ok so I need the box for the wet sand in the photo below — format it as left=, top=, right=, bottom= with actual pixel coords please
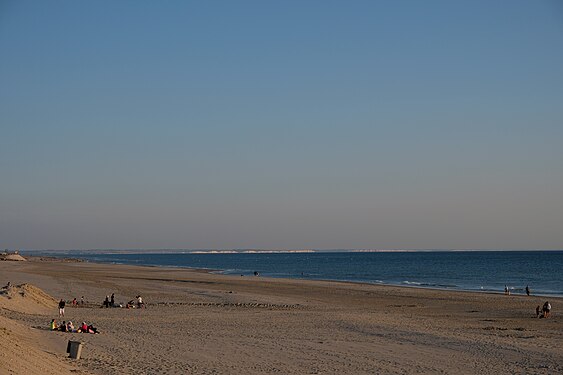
left=1, top=257, right=561, bottom=374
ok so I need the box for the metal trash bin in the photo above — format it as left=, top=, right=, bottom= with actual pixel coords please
left=66, top=340, right=83, bottom=359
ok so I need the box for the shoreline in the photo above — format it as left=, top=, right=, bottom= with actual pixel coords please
left=24, top=253, right=563, bottom=298
left=13, top=254, right=563, bottom=305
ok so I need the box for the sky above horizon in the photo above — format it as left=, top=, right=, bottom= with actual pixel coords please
left=1, top=1, right=562, bottom=250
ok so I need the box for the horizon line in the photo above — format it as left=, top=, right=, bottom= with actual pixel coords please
left=16, top=248, right=563, bottom=254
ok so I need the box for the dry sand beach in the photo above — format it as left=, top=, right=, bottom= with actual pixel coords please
left=1, top=257, right=561, bottom=375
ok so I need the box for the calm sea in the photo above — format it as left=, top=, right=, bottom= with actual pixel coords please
left=30, top=251, right=563, bottom=297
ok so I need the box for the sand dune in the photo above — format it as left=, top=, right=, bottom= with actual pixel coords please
left=0, top=283, right=84, bottom=374
left=0, top=253, right=27, bottom=262
left=0, top=283, right=58, bottom=314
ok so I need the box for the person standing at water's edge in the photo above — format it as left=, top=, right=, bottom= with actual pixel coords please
left=58, top=299, right=65, bottom=317
left=526, top=285, right=530, bottom=296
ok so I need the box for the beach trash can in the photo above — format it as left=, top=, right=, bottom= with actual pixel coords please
left=66, top=340, right=83, bottom=359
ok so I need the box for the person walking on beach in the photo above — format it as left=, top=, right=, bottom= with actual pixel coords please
left=526, top=285, right=530, bottom=296
left=58, top=299, right=65, bottom=317
left=543, top=301, right=551, bottom=318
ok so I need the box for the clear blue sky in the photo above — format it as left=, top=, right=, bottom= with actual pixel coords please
left=1, top=1, right=562, bottom=250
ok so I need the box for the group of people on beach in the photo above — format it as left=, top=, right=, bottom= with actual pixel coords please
left=59, top=293, right=145, bottom=311
left=55, top=297, right=100, bottom=334
left=59, top=296, right=87, bottom=317
left=502, top=285, right=555, bottom=318
left=127, top=295, right=145, bottom=309
left=50, top=319, right=99, bottom=334
left=102, top=293, right=116, bottom=308
left=71, top=296, right=85, bottom=306
left=52, top=292, right=145, bottom=336
left=536, top=302, right=552, bottom=318
left=102, top=293, right=145, bottom=309
left=504, top=284, right=531, bottom=296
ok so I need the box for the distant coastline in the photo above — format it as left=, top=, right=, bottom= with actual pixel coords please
left=20, top=248, right=563, bottom=255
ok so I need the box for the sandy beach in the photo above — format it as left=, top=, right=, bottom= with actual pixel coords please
left=1, top=257, right=561, bottom=374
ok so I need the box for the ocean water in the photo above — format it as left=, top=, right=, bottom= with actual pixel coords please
left=32, top=251, right=563, bottom=296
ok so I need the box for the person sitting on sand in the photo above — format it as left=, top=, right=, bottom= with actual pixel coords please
left=50, top=319, right=58, bottom=331
left=67, top=321, right=75, bottom=333
left=81, top=322, right=88, bottom=333
left=60, top=321, right=67, bottom=332
left=87, top=324, right=99, bottom=334
left=136, top=295, right=144, bottom=308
